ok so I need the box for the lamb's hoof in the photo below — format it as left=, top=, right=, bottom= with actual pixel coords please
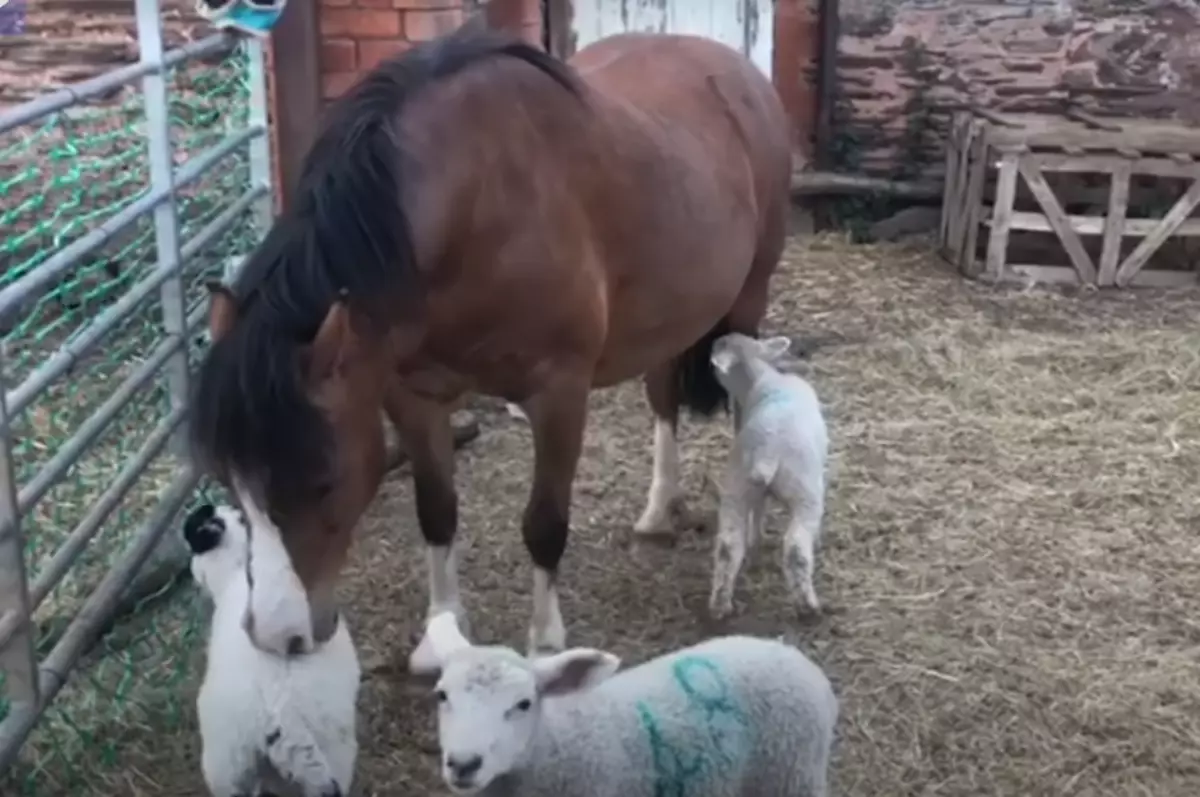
left=794, top=596, right=822, bottom=621
left=707, top=597, right=734, bottom=623
left=630, top=528, right=679, bottom=550
left=320, top=785, right=344, bottom=797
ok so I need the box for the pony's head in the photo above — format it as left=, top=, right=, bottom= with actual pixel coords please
left=190, top=282, right=389, bottom=656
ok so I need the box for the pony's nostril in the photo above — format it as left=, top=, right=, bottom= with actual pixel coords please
left=287, top=634, right=306, bottom=655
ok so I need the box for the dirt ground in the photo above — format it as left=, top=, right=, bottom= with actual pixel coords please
left=104, top=231, right=1200, bottom=797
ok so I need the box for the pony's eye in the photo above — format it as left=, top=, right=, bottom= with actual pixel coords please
left=435, top=689, right=448, bottom=704
left=514, top=698, right=532, bottom=712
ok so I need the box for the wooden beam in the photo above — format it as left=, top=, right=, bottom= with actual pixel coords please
left=1017, top=158, right=1098, bottom=284
left=1115, top=177, right=1200, bottom=287
left=813, top=0, right=840, bottom=171
left=790, top=170, right=943, bottom=199
left=268, top=1, right=323, bottom=212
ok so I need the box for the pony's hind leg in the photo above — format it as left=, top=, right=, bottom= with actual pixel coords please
left=385, top=388, right=466, bottom=675
left=633, top=365, right=685, bottom=540
left=519, top=375, right=591, bottom=656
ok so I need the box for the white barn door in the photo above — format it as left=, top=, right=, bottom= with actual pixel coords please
left=569, top=0, right=774, bottom=79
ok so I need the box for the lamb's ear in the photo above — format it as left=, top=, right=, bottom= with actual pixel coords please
left=710, top=348, right=736, bottom=376
left=425, top=611, right=472, bottom=662
left=758, top=336, right=792, bottom=363
left=182, top=503, right=224, bottom=555
left=532, top=648, right=621, bottom=697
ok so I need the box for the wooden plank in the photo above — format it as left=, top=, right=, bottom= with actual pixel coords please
left=938, top=115, right=962, bottom=251
left=545, top=0, right=575, bottom=59
left=1115, top=177, right=1200, bottom=286
left=1130, top=269, right=1198, bottom=288
left=960, top=130, right=989, bottom=277
left=1003, top=264, right=1083, bottom=285
left=790, top=171, right=942, bottom=199
left=984, top=152, right=1020, bottom=280
left=983, top=115, right=1200, bottom=154
left=268, top=0, right=322, bottom=211
left=1018, top=158, right=1098, bottom=283
left=1030, top=153, right=1200, bottom=179
left=940, top=116, right=969, bottom=255
left=994, top=211, right=1200, bottom=237
left=1098, top=161, right=1132, bottom=287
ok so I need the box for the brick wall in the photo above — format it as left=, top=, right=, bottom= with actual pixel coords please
left=318, top=0, right=544, bottom=102
left=835, top=0, right=1200, bottom=179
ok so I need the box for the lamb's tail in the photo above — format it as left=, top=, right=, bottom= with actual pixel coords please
left=263, top=706, right=344, bottom=797
left=748, top=454, right=780, bottom=489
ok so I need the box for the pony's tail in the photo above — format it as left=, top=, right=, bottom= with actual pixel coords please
left=674, top=317, right=735, bottom=418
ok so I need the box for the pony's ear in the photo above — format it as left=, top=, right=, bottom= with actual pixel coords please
left=426, top=611, right=472, bottom=662
left=532, top=648, right=621, bottom=697
left=206, top=282, right=238, bottom=343
left=758, top=336, right=792, bottom=363
left=307, top=294, right=354, bottom=385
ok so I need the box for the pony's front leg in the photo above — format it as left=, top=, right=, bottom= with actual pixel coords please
left=385, top=389, right=464, bottom=675
left=520, top=377, right=590, bottom=656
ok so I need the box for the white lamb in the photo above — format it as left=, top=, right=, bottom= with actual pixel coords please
left=423, top=611, right=838, bottom=797
left=708, top=332, right=830, bottom=620
left=183, top=503, right=360, bottom=797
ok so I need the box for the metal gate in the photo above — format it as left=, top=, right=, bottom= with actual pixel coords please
left=0, top=0, right=272, bottom=787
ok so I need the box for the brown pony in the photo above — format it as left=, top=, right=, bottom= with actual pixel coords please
left=190, top=24, right=791, bottom=670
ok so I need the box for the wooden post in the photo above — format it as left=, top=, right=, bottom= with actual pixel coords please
left=268, top=1, right=323, bottom=212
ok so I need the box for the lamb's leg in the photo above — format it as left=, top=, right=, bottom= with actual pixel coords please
left=200, top=741, right=257, bottom=797
left=781, top=510, right=821, bottom=614
left=708, top=462, right=765, bottom=620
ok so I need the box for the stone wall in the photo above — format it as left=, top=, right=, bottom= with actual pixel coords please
left=834, top=0, right=1200, bottom=178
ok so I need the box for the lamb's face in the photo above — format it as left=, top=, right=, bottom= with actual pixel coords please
left=434, top=646, right=541, bottom=794
left=182, top=503, right=249, bottom=598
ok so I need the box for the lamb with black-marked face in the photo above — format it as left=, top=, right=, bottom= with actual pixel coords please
left=184, top=503, right=360, bottom=797
left=424, top=611, right=838, bottom=797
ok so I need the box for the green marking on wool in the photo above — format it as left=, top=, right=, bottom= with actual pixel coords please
left=636, top=655, right=752, bottom=797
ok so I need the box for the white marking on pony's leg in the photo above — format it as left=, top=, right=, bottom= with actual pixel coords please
left=234, top=481, right=313, bottom=656
left=708, top=483, right=750, bottom=621
left=528, top=566, right=566, bottom=656
left=634, top=418, right=682, bottom=535
left=782, top=513, right=820, bottom=614
left=409, top=544, right=467, bottom=674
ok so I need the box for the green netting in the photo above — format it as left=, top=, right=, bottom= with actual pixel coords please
left=0, top=40, right=264, bottom=796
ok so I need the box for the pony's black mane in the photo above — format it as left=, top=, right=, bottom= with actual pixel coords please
left=189, top=26, right=580, bottom=513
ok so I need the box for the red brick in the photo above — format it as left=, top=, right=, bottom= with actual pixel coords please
left=394, top=0, right=462, bottom=9
left=321, top=0, right=353, bottom=6
left=518, top=21, right=544, bottom=48
left=323, top=71, right=362, bottom=100
left=321, top=39, right=358, bottom=73
left=359, top=39, right=411, bottom=70
left=402, top=8, right=464, bottom=41
left=357, top=0, right=395, bottom=7
left=321, top=8, right=403, bottom=38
